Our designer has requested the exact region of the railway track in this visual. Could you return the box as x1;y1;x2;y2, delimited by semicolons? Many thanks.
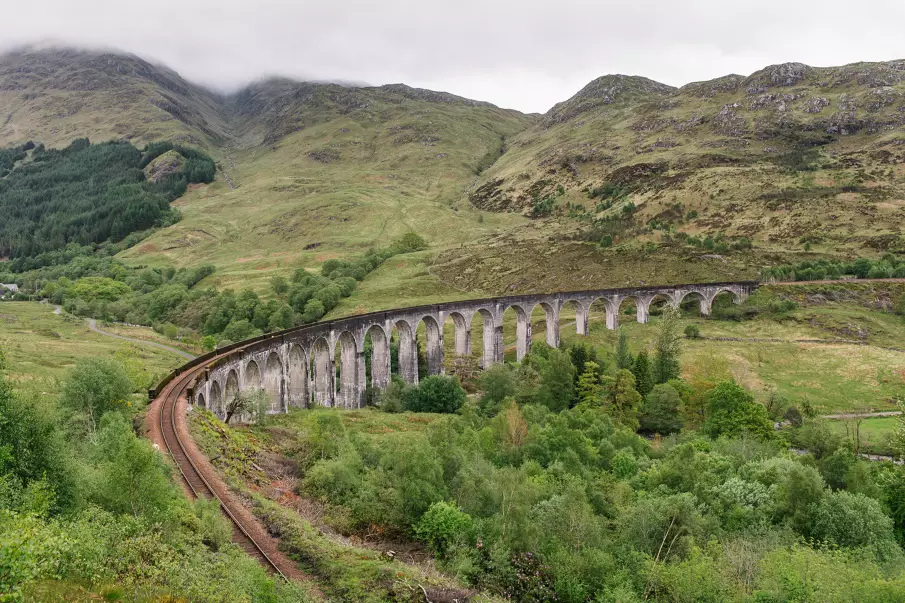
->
156;363;288;580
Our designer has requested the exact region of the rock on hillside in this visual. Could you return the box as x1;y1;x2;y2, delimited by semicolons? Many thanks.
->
143;150;185;183
545;75;677;125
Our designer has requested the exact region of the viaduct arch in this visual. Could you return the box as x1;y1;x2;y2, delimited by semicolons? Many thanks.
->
183;281;757;418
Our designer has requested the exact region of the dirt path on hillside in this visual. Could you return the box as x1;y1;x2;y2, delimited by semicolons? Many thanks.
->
86;317;196;360
821;410;903;420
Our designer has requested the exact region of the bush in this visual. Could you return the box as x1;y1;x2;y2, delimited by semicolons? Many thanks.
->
414;501;473;556
60;358;133;431
684;324;700;339
702;381;773;440
404;375;466;413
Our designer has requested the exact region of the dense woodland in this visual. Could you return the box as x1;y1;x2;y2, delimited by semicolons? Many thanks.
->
0;139;215;258
265;303;905;602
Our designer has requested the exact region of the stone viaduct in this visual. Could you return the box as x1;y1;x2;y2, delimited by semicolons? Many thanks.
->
187;281;758;418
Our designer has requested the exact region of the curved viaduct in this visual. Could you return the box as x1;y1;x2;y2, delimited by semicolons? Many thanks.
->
181;281;758;418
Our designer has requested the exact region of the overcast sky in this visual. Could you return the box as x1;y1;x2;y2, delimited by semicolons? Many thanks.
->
2;0;905;113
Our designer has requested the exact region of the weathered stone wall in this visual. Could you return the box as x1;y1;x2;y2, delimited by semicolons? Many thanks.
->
190;281;757;418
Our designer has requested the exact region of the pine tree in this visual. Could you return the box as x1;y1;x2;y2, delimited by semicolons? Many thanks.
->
653;306;683;384
615;329;633;370
576;361;603;407
602;369;643;430
631;351;654;397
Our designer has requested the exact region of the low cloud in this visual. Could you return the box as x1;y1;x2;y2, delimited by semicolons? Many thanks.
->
2;0;904;113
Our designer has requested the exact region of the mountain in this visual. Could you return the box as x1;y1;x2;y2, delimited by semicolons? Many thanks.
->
3;48;905;303
0;48;232;148
449;61;905;292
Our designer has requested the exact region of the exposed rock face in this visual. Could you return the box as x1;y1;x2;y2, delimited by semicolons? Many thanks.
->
544;75;676;125
143;150;184;183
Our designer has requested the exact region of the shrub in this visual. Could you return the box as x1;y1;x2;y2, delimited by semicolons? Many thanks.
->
684;324;700;339
60;358;133;431
404;375;466;413
702;381;773;440
414;501;473;556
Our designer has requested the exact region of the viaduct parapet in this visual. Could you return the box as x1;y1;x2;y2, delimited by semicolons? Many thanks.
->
185;281;758;418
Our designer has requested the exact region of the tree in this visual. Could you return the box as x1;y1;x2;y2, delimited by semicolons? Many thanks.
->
536;349;575;412
301;299;326;323
602;369;643;430
477;364;516;416
267;303;294;332
60;358;133;432
501;399;529;450
90;412;176;518
653;306;683;383
614;329;633;370
631;351;654;397
0;376;75;513
810;491;895;548
224;389;269;424
415;501;473;557
641;383;683;434
270;275;288;297
702;381;773;440
202;335;217;353
405;375;466;414
575;361;603;407
444;353;481;385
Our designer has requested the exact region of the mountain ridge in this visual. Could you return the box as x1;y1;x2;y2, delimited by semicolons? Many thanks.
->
4;46;905;300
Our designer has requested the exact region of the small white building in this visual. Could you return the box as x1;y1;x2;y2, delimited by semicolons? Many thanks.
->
0;284;19;298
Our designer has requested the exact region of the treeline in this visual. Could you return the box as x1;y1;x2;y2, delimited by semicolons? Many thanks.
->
763;254;905;282
0;349;309;600
288;307;905;602
1;234;428;349
0;138;215;258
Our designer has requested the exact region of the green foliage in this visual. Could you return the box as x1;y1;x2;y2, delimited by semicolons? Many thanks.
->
631;351;654;397
414;501;473;557
683;323;700;339
404;375;466;414
809;490;896;549
66;276;131;303
59;357;133;432
602;369;642;430
652;306;682;384
576;361;603;407
477;364;516;416
0;377;75;514
614;329;633;370
0;139;214;258
535;349;576;412
702;381;773;440
762;255;905;282
640;383;683;434
88;412;176;518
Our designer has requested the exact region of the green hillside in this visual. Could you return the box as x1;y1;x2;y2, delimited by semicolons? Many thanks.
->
462;62;905;292
4;49;905;304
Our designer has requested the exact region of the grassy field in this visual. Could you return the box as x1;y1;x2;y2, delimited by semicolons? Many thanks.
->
827;415;902;456
0;302;185;394
494;295;905;415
